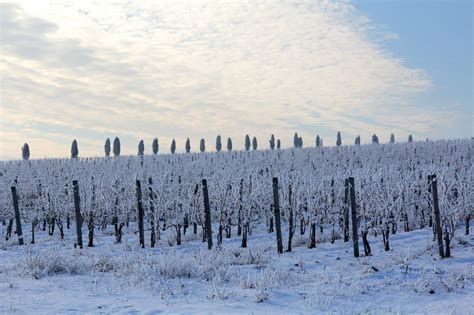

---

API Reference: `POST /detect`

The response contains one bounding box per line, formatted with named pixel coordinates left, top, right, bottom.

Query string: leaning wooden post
left=11, top=186, right=24, bottom=245
left=136, top=180, right=145, bottom=248
left=272, top=177, right=283, bottom=254
left=430, top=175, right=445, bottom=258
left=349, top=177, right=359, bottom=257
left=72, top=180, right=83, bottom=249
left=202, top=179, right=213, bottom=250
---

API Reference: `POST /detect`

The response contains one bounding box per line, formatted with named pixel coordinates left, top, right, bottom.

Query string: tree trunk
left=466, top=215, right=470, bottom=235
left=87, top=213, right=94, bottom=247
left=444, top=231, right=451, bottom=258
left=382, top=224, right=390, bottom=251
left=362, top=231, right=371, bottom=256
left=308, top=223, right=316, bottom=249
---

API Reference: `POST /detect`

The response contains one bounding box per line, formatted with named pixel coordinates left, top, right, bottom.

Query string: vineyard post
left=429, top=175, right=445, bottom=258
left=202, top=179, right=213, bottom=250
left=343, top=178, right=350, bottom=242
left=148, top=177, right=156, bottom=247
left=136, top=180, right=145, bottom=248
left=73, top=180, right=83, bottom=249
left=11, top=186, right=24, bottom=246
left=349, top=177, right=359, bottom=257
left=272, top=177, right=283, bottom=254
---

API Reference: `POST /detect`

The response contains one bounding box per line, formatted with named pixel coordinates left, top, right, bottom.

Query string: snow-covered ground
left=0, top=224, right=473, bottom=314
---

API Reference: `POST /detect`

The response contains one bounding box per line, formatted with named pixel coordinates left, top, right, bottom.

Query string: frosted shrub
left=20, top=245, right=89, bottom=279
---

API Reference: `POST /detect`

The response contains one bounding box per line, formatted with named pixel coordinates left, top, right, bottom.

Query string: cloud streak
left=0, top=1, right=468, bottom=159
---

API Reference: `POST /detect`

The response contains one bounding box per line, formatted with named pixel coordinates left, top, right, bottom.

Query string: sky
left=0, top=0, right=472, bottom=160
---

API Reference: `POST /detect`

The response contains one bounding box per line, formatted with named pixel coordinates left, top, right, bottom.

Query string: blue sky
left=0, top=1, right=472, bottom=159
left=358, top=0, right=472, bottom=137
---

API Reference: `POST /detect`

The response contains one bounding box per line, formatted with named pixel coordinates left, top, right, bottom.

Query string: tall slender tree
left=200, top=138, right=206, bottom=152
left=298, top=136, right=303, bottom=148
left=22, top=143, right=30, bottom=160
left=152, top=138, right=159, bottom=154
left=104, top=138, right=111, bottom=157
left=336, top=131, right=342, bottom=147
left=372, top=134, right=379, bottom=144
left=277, top=139, right=281, bottom=149
left=71, top=139, right=79, bottom=158
left=252, top=136, right=258, bottom=150
left=315, top=135, right=321, bottom=147
left=185, top=138, right=191, bottom=153
left=245, top=135, right=251, bottom=151
left=170, top=139, right=176, bottom=154
left=355, top=135, right=361, bottom=146
left=408, top=134, right=413, bottom=143
left=216, top=135, right=222, bottom=152
left=227, top=137, right=233, bottom=152
left=269, top=134, right=275, bottom=150
left=113, top=137, right=121, bottom=157
left=389, top=133, right=395, bottom=144
left=293, top=132, right=299, bottom=148
left=138, top=140, right=145, bottom=155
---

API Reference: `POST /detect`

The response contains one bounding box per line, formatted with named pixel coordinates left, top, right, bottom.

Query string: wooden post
left=343, top=178, right=350, bottom=242
left=202, top=179, right=213, bottom=250
left=31, top=220, right=35, bottom=244
left=349, top=177, right=359, bottom=257
left=272, top=177, right=283, bottom=254
left=430, top=175, right=445, bottom=258
left=148, top=177, right=156, bottom=247
left=72, top=180, right=83, bottom=249
left=11, top=186, right=24, bottom=245
left=136, top=180, right=145, bottom=248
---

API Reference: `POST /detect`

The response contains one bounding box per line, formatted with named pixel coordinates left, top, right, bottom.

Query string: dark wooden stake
left=31, top=220, right=35, bottom=244
left=148, top=177, right=156, bottom=247
left=430, top=175, right=445, bottom=258
left=349, top=177, right=359, bottom=257
left=11, top=186, right=24, bottom=245
left=73, top=180, right=83, bottom=249
left=272, top=177, right=283, bottom=254
left=202, top=179, right=213, bottom=250
left=136, top=180, right=145, bottom=248
left=343, top=178, right=350, bottom=242
left=287, top=184, right=294, bottom=252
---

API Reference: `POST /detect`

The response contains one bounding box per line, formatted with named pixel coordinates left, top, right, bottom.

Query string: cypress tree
left=355, top=135, right=361, bottom=146
left=138, top=140, right=145, bottom=155
left=170, top=139, right=176, bottom=154
left=389, top=133, right=395, bottom=144
left=22, top=143, right=30, bottom=160
left=113, top=137, right=121, bottom=157
left=245, top=135, right=251, bottom=151
left=269, top=134, right=275, bottom=150
left=252, top=136, right=257, bottom=150
left=216, top=135, right=222, bottom=152
left=71, top=139, right=79, bottom=158
left=372, top=134, right=379, bottom=144
left=277, top=139, right=281, bottom=149
left=408, top=134, right=413, bottom=143
left=315, top=135, right=321, bottom=147
left=104, top=138, right=111, bottom=157
left=227, top=137, right=233, bottom=152
left=336, top=131, right=342, bottom=147
left=185, top=138, right=191, bottom=153
left=293, top=132, right=299, bottom=148
left=298, top=136, right=303, bottom=148
left=152, top=138, right=159, bottom=154
left=200, top=138, right=206, bottom=152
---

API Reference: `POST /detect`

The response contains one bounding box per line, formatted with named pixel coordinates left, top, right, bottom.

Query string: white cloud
left=0, top=1, right=467, bottom=159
